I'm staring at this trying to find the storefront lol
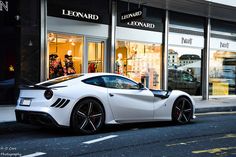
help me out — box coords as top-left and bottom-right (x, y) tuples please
(115, 1), (164, 89)
(46, 0), (110, 79)
(209, 20), (236, 96)
(44, 0), (236, 97)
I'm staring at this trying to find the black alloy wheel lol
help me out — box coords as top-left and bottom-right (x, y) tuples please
(71, 99), (105, 134)
(172, 97), (193, 124)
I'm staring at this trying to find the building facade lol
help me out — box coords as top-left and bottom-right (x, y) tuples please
(1, 0), (236, 105)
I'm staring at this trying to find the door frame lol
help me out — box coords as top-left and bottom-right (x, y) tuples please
(84, 37), (107, 73)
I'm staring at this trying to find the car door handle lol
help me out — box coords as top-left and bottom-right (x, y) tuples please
(109, 93), (114, 97)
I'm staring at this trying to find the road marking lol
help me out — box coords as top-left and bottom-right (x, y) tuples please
(212, 134), (236, 140)
(166, 140), (198, 147)
(166, 134), (236, 147)
(192, 146), (236, 154)
(83, 135), (118, 144)
(195, 111), (236, 116)
(22, 152), (46, 157)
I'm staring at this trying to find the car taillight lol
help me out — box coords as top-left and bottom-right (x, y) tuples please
(44, 89), (53, 100)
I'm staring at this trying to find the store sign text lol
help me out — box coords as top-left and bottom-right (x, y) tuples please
(181, 37), (192, 45)
(220, 42), (229, 49)
(0, 1), (8, 12)
(121, 11), (142, 21)
(121, 9), (145, 23)
(62, 9), (99, 21)
(127, 21), (155, 29)
(169, 33), (204, 48)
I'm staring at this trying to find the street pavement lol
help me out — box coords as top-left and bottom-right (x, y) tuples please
(0, 97), (236, 123)
(0, 112), (236, 157)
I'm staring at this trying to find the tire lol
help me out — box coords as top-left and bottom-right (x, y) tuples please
(71, 98), (105, 134)
(172, 97), (193, 124)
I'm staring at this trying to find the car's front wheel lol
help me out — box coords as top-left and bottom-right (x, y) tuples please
(71, 98), (105, 134)
(172, 97), (193, 124)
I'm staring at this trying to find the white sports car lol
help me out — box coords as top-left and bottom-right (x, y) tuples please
(15, 73), (195, 134)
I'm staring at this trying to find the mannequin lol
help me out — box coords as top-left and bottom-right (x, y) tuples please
(115, 53), (124, 75)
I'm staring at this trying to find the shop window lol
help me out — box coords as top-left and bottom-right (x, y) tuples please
(168, 47), (202, 96)
(209, 50), (236, 95)
(48, 33), (83, 79)
(115, 41), (162, 90)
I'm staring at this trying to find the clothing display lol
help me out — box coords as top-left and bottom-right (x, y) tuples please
(49, 54), (76, 79)
(88, 62), (97, 73)
(64, 55), (76, 75)
(49, 54), (64, 79)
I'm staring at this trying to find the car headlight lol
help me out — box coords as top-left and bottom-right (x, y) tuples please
(44, 89), (53, 100)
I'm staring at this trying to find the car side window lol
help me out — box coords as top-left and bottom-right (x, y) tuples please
(82, 76), (106, 87)
(182, 72), (194, 82)
(103, 76), (139, 89)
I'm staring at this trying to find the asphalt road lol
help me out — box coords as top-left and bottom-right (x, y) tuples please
(0, 112), (236, 157)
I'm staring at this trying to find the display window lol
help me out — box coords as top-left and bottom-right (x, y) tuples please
(168, 46), (202, 95)
(47, 33), (83, 79)
(209, 49), (236, 95)
(115, 41), (162, 90)
(168, 33), (204, 96)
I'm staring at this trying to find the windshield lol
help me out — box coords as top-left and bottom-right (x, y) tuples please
(39, 74), (83, 87)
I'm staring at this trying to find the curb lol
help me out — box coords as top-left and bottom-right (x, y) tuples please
(195, 106), (236, 113)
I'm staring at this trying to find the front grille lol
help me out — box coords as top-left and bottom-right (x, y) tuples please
(50, 98), (70, 108)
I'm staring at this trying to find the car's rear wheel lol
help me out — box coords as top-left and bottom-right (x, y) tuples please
(71, 98), (105, 134)
(172, 97), (193, 124)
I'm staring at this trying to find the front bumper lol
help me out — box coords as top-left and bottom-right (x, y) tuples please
(15, 110), (62, 127)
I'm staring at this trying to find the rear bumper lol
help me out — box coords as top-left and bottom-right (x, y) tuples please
(15, 110), (63, 127)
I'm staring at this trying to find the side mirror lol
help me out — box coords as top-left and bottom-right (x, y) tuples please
(138, 83), (145, 90)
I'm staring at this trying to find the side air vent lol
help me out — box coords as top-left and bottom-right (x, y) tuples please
(50, 98), (70, 108)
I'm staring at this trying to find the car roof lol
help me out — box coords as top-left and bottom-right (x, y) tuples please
(39, 73), (133, 86)
(81, 73), (127, 79)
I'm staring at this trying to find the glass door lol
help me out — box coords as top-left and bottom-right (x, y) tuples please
(86, 39), (106, 73)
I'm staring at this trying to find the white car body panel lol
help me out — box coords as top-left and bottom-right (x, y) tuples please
(15, 73), (195, 128)
(107, 88), (154, 122)
(153, 90), (195, 121)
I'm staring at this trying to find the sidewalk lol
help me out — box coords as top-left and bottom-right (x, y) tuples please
(194, 97), (236, 113)
(0, 97), (236, 123)
(0, 105), (16, 123)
